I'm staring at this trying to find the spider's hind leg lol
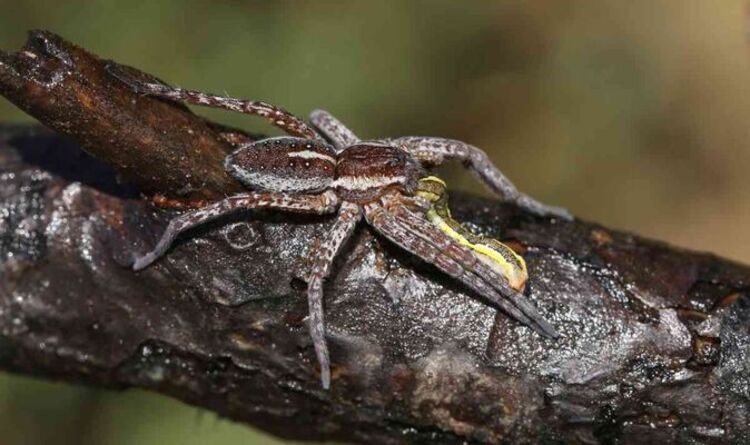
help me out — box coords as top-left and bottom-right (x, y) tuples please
(306, 202), (361, 389)
(133, 191), (340, 270)
(394, 137), (572, 220)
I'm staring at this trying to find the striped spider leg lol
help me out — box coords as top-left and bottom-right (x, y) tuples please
(306, 202), (361, 388)
(132, 190), (340, 271)
(106, 63), (319, 140)
(365, 192), (558, 338)
(392, 136), (572, 220)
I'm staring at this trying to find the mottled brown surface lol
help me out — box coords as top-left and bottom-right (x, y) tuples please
(0, 31), (749, 445)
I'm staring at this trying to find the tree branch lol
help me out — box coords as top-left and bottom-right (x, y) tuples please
(0, 31), (748, 444)
(0, 29), (248, 205)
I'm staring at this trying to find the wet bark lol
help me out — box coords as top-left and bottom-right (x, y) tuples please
(0, 31), (748, 445)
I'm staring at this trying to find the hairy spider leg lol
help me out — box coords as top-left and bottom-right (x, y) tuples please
(364, 202), (548, 335)
(307, 202), (361, 389)
(308, 109), (360, 151)
(132, 191), (340, 271)
(393, 137), (572, 220)
(376, 194), (559, 338)
(107, 64), (318, 140)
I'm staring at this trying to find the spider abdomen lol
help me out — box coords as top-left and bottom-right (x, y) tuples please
(225, 137), (336, 193)
(335, 144), (420, 203)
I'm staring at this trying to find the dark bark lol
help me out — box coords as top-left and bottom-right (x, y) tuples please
(0, 30), (248, 205)
(0, 31), (749, 445)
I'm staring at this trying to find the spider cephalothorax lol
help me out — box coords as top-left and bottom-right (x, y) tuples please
(113, 67), (572, 389)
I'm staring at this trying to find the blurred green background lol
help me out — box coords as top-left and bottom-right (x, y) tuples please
(1, 1), (749, 443)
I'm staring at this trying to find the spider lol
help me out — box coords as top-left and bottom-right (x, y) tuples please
(113, 68), (571, 388)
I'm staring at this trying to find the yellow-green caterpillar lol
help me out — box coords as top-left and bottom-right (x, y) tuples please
(416, 176), (528, 292)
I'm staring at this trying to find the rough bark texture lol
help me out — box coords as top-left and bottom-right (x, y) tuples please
(0, 31), (749, 445)
(0, 30), (247, 204)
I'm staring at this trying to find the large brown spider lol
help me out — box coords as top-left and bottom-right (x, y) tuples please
(114, 69), (571, 388)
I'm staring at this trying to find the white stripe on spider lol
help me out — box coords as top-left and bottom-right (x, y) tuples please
(287, 150), (337, 164)
(334, 176), (405, 190)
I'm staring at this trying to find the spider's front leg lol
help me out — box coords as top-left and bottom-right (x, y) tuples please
(106, 63), (319, 140)
(393, 137), (572, 220)
(306, 202), (361, 389)
(133, 190), (340, 270)
(365, 194), (558, 338)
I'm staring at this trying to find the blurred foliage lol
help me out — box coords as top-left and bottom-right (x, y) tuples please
(0, 1), (748, 443)
(0, 375), (291, 444)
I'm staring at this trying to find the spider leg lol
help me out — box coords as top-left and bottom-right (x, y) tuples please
(386, 198), (558, 337)
(107, 63), (318, 140)
(308, 109), (360, 152)
(366, 196), (559, 338)
(364, 202), (544, 335)
(393, 137), (572, 220)
(306, 201), (361, 389)
(133, 191), (340, 271)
